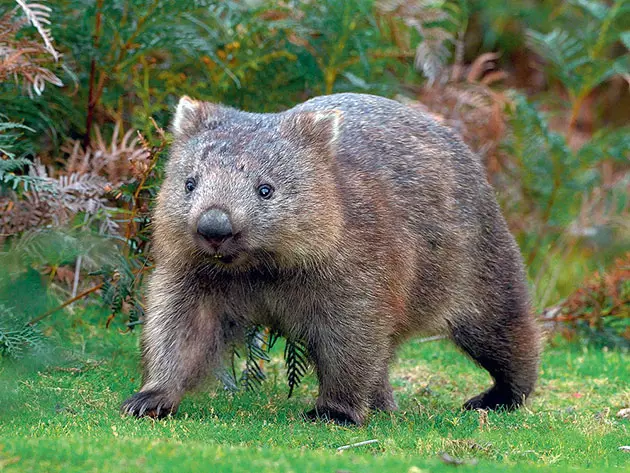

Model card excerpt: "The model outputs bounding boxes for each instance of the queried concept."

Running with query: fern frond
[0,120,32,159]
[578,127,630,165]
[376,0,461,84]
[63,124,151,184]
[414,27,454,84]
[284,338,310,398]
[0,304,44,359]
[526,29,586,95]
[571,0,610,20]
[239,326,270,391]
[90,253,136,323]
[0,9,64,96]
[528,0,629,99]
[14,0,60,61]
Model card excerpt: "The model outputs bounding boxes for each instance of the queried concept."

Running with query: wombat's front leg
[304,318,389,426]
[370,366,398,412]
[121,269,223,418]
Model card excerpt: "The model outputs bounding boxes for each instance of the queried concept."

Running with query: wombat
[121,93,541,425]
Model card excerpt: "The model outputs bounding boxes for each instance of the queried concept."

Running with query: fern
[238,326,270,391]
[0,304,43,359]
[14,0,60,61]
[578,127,630,165]
[526,29,587,95]
[526,0,630,101]
[0,156,40,192]
[284,338,310,398]
[220,327,310,396]
[505,93,578,227]
[90,253,139,327]
[0,121,53,199]
[0,121,33,158]
[377,0,466,84]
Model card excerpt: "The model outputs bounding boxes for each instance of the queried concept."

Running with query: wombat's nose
[197,209,233,244]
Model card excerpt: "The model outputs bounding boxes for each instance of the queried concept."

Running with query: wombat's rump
[121,93,541,425]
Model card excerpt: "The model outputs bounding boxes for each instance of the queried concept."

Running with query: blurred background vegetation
[0,0,628,364]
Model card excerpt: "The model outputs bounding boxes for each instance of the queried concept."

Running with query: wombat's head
[154,97,344,271]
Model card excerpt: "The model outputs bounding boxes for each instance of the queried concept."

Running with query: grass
[0,308,628,472]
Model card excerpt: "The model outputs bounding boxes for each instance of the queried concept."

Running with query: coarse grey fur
[121,93,541,425]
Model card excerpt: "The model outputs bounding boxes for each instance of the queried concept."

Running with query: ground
[0,310,628,473]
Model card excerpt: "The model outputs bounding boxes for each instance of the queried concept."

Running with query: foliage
[526,0,630,105]
[0,121,31,158]
[239,327,271,391]
[0,304,43,358]
[282,336,311,398]
[545,253,630,348]
[0,5,62,96]
[0,0,628,366]
[376,0,467,84]
[221,327,311,397]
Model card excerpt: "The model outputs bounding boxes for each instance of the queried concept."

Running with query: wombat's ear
[281,110,343,152]
[172,96,201,137]
[172,96,222,138]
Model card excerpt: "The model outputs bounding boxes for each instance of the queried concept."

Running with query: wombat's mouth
[211,253,235,264]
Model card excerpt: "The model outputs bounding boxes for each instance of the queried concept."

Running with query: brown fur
[121,93,541,425]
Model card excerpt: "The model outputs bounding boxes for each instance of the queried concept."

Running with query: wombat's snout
[196,209,233,246]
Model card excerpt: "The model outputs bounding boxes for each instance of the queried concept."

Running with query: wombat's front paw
[463,385,522,411]
[303,407,361,426]
[121,390,178,419]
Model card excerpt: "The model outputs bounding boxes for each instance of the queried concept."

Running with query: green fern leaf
[0,304,44,359]
[239,326,270,391]
[571,0,610,21]
[284,339,310,398]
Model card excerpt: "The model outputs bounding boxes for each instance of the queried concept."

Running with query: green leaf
[284,338,310,398]
[526,29,586,96]
[571,0,609,20]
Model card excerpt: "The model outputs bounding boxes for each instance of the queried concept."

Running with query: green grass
[0,310,628,472]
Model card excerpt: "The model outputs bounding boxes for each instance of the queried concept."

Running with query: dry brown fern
[376,0,456,84]
[0,159,115,238]
[63,123,151,184]
[400,52,509,174]
[0,8,62,96]
[14,0,60,61]
[542,253,630,342]
[1,124,150,240]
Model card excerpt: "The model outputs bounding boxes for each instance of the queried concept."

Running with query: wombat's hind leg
[449,311,540,411]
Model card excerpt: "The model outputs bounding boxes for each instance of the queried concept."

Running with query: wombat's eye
[185,178,196,193]
[257,184,274,200]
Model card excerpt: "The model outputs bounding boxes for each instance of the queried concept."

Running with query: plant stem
[124,128,165,248]
[28,283,103,326]
[27,262,156,327]
[566,92,586,145]
[84,0,104,148]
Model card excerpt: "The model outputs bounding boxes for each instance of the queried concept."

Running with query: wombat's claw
[463,386,520,411]
[121,390,176,419]
[302,407,358,426]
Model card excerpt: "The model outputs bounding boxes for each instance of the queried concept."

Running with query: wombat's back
[293,93,528,335]
[292,93,490,230]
